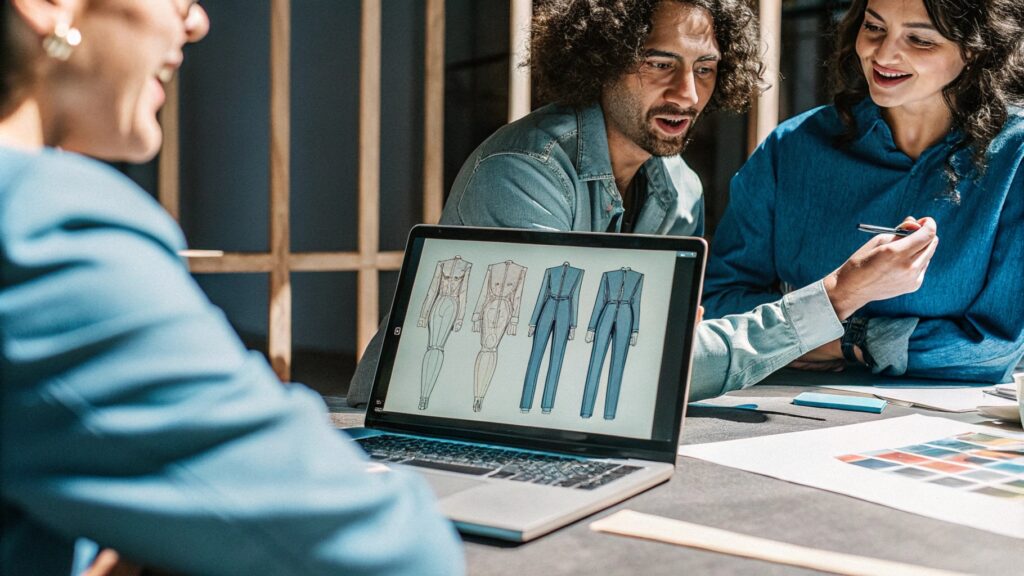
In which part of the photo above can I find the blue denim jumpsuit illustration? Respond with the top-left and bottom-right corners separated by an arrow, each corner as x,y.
471,260 -> 527,412
581,268 -> 644,419
416,256 -> 472,410
520,262 -> 584,413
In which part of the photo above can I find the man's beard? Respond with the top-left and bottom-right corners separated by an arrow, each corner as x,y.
636,104 -> 699,157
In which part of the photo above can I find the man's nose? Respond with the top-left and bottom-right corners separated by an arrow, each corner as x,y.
664,68 -> 699,108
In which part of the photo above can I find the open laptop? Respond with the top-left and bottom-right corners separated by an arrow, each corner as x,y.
346,225 -> 705,541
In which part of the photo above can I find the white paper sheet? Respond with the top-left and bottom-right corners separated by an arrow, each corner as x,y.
819,385 -> 1018,413
678,415 -> 1024,539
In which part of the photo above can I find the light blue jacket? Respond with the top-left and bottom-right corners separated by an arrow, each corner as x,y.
705,100 -> 1024,383
0,148 -> 464,575
443,103 -> 705,235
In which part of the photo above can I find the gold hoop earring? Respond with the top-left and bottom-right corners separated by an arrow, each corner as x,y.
42,17 -> 82,61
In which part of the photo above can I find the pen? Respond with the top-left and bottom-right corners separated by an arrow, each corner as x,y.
857,223 -> 912,237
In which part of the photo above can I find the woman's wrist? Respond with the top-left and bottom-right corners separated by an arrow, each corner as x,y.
823,271 -> 863,321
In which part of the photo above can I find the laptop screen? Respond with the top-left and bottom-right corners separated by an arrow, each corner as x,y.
366,226 -> 704,462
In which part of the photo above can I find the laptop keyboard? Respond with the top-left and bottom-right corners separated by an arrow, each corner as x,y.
356,435 -> 643,490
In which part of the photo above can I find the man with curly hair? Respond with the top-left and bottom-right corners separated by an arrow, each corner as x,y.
443,0 -> 764,237
348,0 -> 938,407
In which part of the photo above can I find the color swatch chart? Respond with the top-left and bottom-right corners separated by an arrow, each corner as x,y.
837,432 -> 1024,500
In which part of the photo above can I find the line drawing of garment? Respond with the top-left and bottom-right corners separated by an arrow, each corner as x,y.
580,267 -> 644,420
520,262 -> 584,413
416,256 -> 472,410
470,260 -> 527,412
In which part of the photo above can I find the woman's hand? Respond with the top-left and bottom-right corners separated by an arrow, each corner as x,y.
789,217 -> 936,372
824,217 -> 938,321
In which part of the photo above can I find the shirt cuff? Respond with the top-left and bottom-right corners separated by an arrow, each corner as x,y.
866,317 -> 919,376
781,280 -> 845,352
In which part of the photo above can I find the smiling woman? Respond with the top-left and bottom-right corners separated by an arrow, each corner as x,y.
0,0 -> 208,161
832,0 -> 1024,193
705,0 -> 1024,384
0,1 -> 462,574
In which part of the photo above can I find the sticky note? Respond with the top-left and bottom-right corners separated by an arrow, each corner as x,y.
792,392 -> 887,414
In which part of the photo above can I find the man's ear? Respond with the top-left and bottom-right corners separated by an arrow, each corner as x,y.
8,0 -> 83,38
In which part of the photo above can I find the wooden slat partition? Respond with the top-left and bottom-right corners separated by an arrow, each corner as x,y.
748,0 -> 782,154
508,0 -> 532,122
158,76 -> 181,221
423,0 -> 446,224
158,1 -> 549,384
269,0 -> 292,380
357,0 -> 383,358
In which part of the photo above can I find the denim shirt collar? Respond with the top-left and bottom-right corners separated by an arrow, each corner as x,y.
853,98 -> 963,154
575,103 -> 615,181
574,103 -> 679,214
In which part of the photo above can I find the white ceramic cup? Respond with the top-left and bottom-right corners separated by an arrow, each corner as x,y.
1017,372 -> 1024,425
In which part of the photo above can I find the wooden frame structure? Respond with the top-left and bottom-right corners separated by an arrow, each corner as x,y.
157,0 -> 782,384
158,0 -> 445,382
749,0 -> 782,153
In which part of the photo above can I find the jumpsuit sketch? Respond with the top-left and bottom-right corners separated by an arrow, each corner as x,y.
520,262 -> 584,413
581,268 -> 644,420
470,260 -> 527,412
416,256 -> 472,410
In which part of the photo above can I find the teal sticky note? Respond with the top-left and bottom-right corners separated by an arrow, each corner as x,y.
792,392 -> 887,414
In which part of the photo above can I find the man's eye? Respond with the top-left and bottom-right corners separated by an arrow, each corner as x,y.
646,61 -> 673,70
696,66 -> 715,76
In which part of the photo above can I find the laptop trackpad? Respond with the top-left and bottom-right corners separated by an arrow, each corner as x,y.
418,470 -> 487,499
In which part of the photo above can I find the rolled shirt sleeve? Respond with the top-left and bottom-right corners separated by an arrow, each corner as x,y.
689,281 -> 844,402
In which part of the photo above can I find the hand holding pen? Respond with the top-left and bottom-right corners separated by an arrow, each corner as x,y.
857,216 -> 928,237
791,216 -> 937,372
823,216 -> 938,320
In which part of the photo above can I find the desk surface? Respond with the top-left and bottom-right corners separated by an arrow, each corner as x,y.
329,373 -> 1021,576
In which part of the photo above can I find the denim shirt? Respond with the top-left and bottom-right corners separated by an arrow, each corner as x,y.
349,103 -> 844,406
442,103 -> 705,235
0,148 -> 463,575
705,99 -> 1024,383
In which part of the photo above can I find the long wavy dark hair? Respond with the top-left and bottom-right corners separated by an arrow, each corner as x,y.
830,0 -> 1024,198
529,0 -> 766,114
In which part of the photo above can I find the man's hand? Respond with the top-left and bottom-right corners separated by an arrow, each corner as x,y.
823,216 -> 938,320
789,358 -> 846,372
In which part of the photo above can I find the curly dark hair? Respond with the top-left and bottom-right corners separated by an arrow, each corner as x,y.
829,0 -> 1024,199
528,0 -> 766,114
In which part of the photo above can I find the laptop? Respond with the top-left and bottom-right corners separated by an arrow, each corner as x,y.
346,225 -> 705,541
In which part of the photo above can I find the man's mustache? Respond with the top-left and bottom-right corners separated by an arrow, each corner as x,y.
646,105 -> 698,120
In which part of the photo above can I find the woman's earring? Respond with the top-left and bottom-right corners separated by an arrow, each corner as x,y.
42,16 -> 82,61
